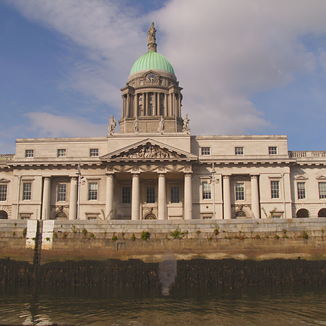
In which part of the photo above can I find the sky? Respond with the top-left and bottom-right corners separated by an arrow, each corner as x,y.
1,0 -> 326,153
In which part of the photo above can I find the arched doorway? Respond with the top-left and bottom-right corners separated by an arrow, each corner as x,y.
0,210 -> 8,219
318,208 -> 326,217
296,208 -> 309,218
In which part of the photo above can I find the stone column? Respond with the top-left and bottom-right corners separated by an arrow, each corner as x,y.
69,177 -> 78,220
153,93 -> 157,116
126,94 -> 130,118
105,173 -> 114,220
157,93 -> 160,116
122,95 -> 126,118
42,177 -> 51,220
164,94 -> 168,116
184,173 -> 192,220
158,173 -> 166,220
131,173 -> 140,220
251,175 -> 260,219
223,175 -> 231,219
134,94 -> 138,118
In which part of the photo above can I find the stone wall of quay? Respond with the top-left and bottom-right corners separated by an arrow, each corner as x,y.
0,218 -> 325,262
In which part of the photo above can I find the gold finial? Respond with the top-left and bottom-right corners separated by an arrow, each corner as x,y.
147,22 -> 157,52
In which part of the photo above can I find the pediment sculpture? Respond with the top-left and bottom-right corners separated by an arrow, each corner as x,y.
114,144 -> 184,160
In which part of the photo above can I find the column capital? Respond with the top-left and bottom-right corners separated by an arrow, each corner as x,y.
105,171 -> 115,176
223,174 -> 231,179
250,174 -> 259,178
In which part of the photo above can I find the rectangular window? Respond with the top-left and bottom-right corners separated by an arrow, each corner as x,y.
201,147 -> 211,155
89,148 -> 99,157
146,186 -> 155,203
268,146 -> 277,155
202,181 -> 212,200
271,180 -> 280,199
235,183 -> 245,201
121,186 -> 131,204
88,182 -> 98,200
25,149 -> 34,158
22,182 -> 32,200
0,184 -> 7,201
297,182 -> 306,200
235,147 -> 244,155
57,183 -> 67,202
171,186 -> 180,203
57,149 -> 66,157
318,182 -> 326,199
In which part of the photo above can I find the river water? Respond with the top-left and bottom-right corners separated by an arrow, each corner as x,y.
0,290 -> 325,325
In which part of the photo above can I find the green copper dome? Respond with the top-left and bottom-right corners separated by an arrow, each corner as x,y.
129,51 -> 175,76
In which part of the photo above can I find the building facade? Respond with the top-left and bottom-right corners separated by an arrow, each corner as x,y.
1,24 -> 326,221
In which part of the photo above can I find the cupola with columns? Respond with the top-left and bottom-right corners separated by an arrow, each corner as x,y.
119,23 -> 184,134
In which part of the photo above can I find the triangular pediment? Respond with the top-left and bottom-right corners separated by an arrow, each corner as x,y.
101,139 -> 197,162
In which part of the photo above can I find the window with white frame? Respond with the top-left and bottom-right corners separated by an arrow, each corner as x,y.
235,147 -> 244,155
146,186 -> 155,203
22,182 -> 32,200
268,146 -> 277,155
0,184 -> 7,201
271,180 -> 280,199
202,181 -> 211,200
89,148 -> 99,157
57,183 -> 67,202
318,182 -> 326,199
171,186 -> 180,203
121,186 -> 131,204
25,149 -> 34,158
88,182 -> 98,200
297,182 -> 306,199
235,183 -> 245,200
57,149 -> 66,157
201,147 -> 211,155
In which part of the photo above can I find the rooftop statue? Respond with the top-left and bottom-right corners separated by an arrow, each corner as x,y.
147,22 -> 157,52
108,116 -> 117,136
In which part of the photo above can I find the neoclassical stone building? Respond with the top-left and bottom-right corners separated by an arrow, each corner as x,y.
1,24 -> 326,221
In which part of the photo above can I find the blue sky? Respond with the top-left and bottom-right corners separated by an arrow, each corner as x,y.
1,0 -> 326,152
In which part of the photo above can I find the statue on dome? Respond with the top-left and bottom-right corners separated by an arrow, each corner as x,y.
158,116 -> 165,134
147,22 -> 157,52
182,114 -> 190,134
108,116 -> 117,136
133,117 -> 139,133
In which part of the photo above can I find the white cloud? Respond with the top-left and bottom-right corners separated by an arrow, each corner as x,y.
26,112 -> 106,137
10,0 -> 326,135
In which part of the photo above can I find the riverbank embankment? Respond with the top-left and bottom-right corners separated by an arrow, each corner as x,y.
0,218 -> 325,262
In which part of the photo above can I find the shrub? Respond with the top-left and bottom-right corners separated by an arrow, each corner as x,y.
131,233 -> 136,241
213,228 -> 219,236
302,231 -> 309,240
170,229 -> 186,239
112,234 -> 118,241
254,234 -> 261,240
274,234 -> 280,240
141,231 -> 150,240
22,227 -> 27,238
82,228 -> 88,237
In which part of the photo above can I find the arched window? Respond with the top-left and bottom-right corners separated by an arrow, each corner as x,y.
296,208 -> 309,218
0,210 -> 8,219
318,208 -> 326,217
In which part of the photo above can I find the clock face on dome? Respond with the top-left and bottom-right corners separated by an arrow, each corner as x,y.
146,73 -> 158,83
